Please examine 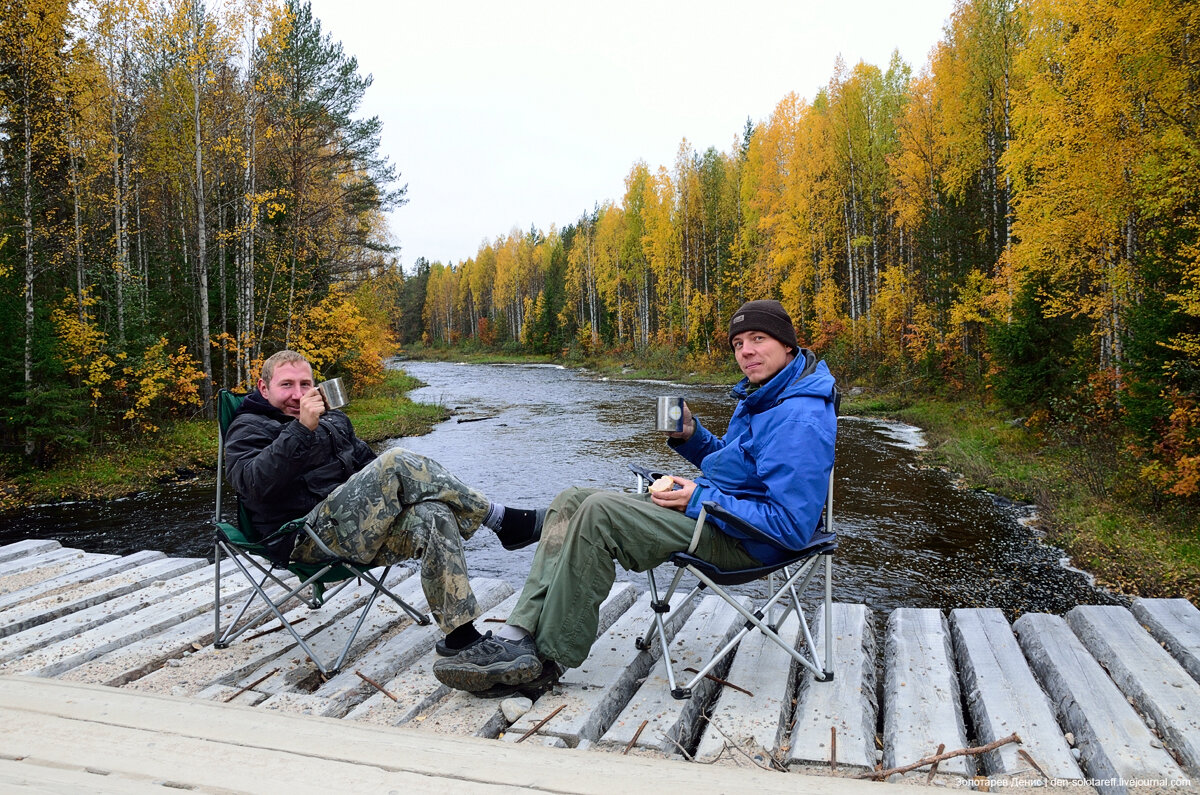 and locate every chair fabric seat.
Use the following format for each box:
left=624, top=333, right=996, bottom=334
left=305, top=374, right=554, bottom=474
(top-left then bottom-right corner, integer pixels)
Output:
left=671, top=530, right=838, bottom=586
